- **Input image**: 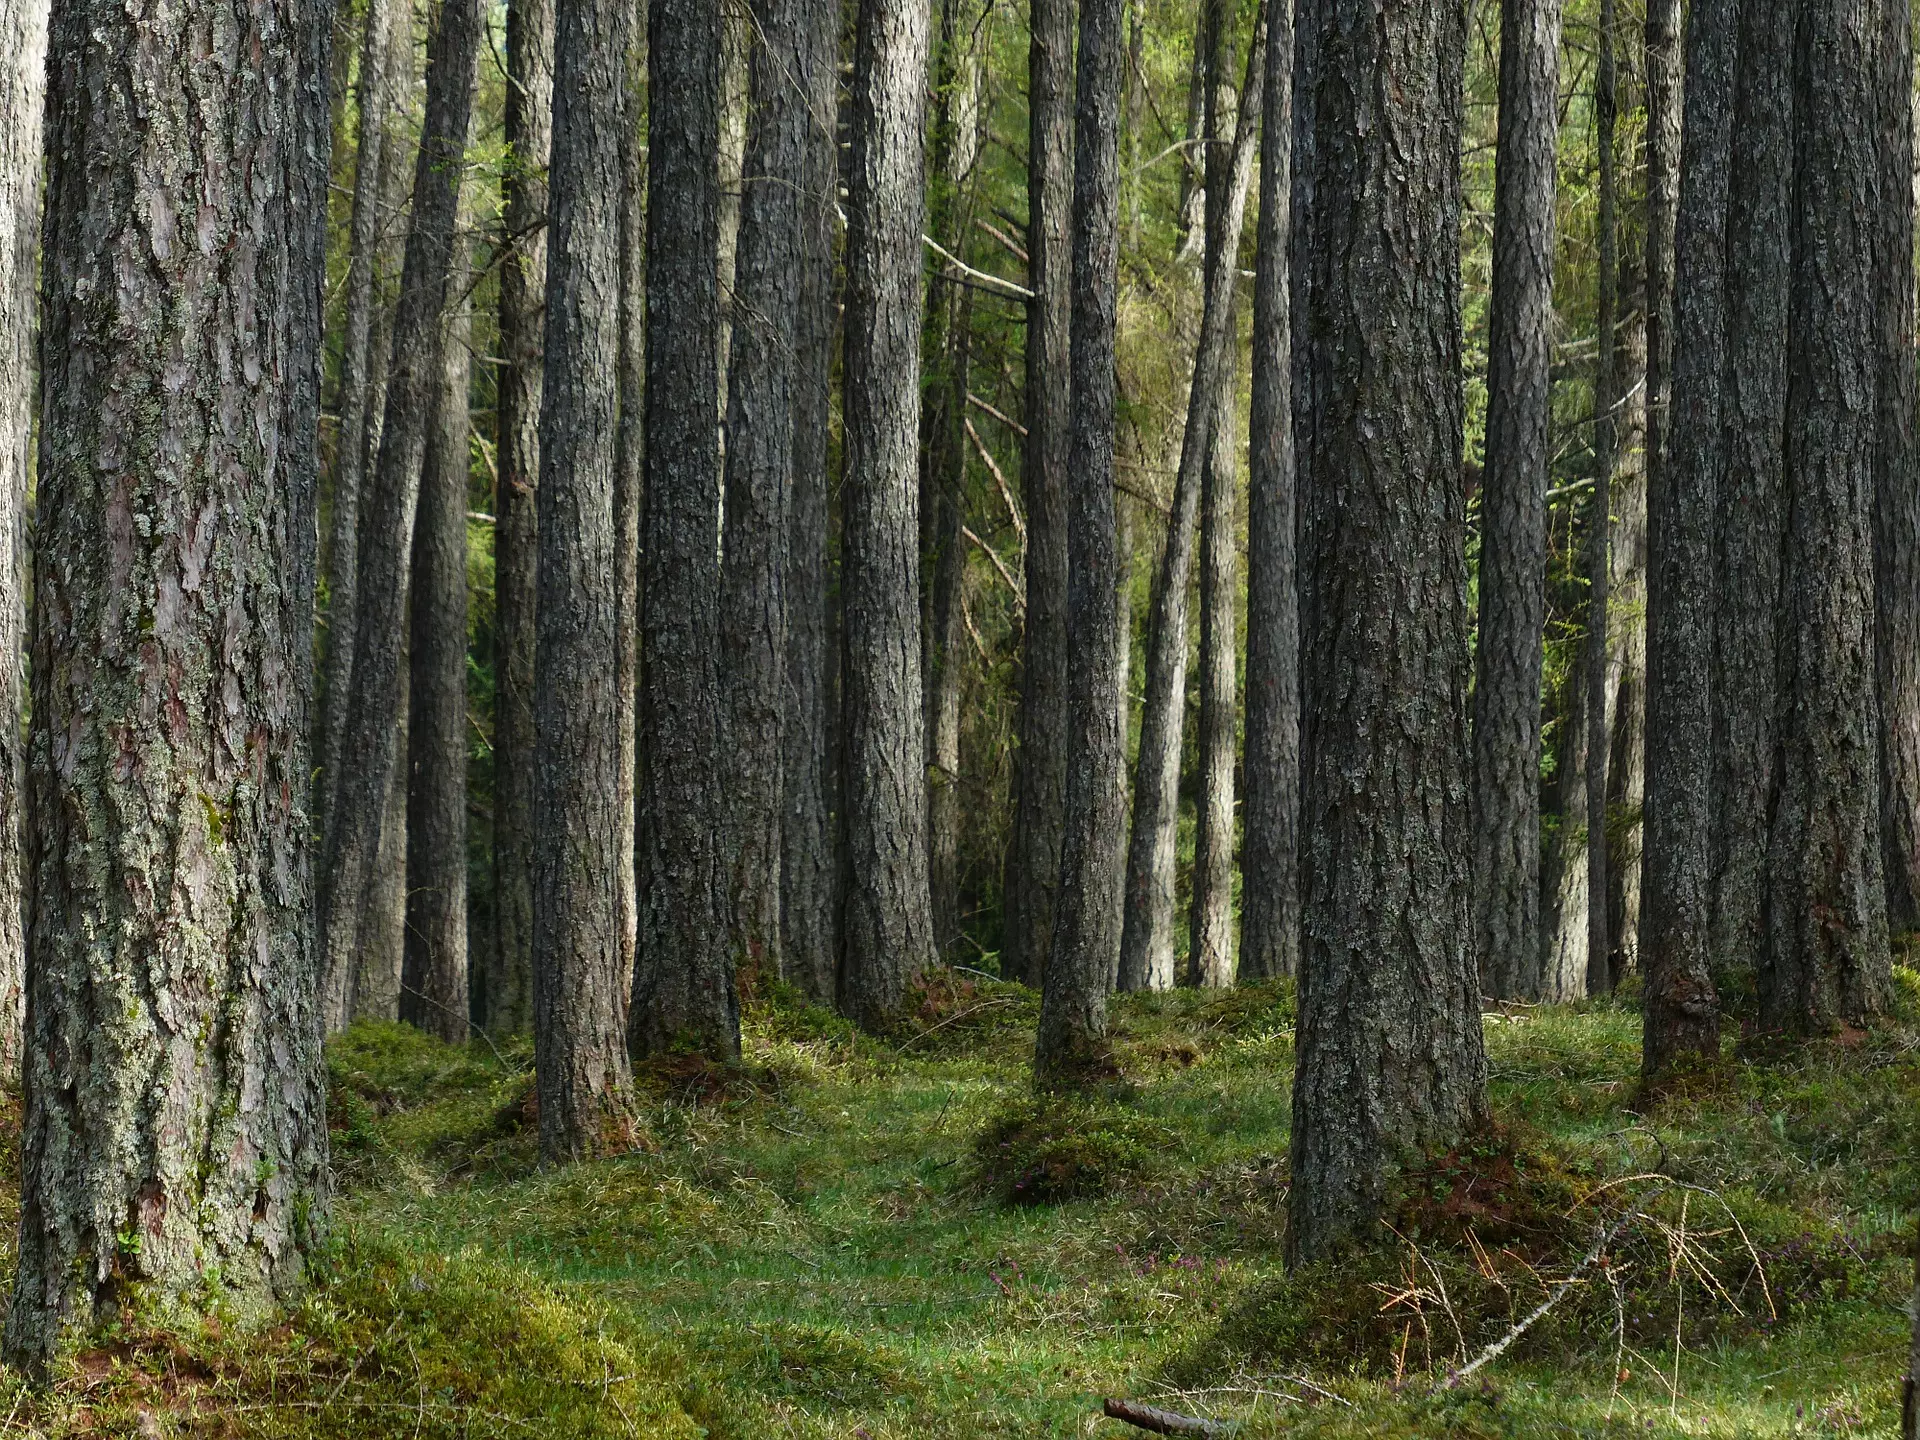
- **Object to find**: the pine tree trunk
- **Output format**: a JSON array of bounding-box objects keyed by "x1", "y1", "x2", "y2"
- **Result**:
[
  {"x1": 0, "y1": 0, "x2": 46, "y2": 1085},
  {"x1": 632, "y1": 0, "x2": 738, "y2": 1060},
  {"x1": 1763, "y1": 0, "x2": 1893, "y2": 1033},
  {"x1": 486, "y1": 0, "x2": 553, "y2": 1037},
  {"x1": 402, "y1": 245, "x2": 471, "y2": 1044},
  {"x1": 614, "y1": 4, "x2": 645, "y2": 1016},
  {"x1": 1286, "y1": 0, "x2": 1486, "y2": 1266},
  {"x1": 1471, "y1": 0, "x2": 1559, "y2": 1000},
  {"x1": 316, "y1": 0, "x2": 483, "y2": 1031},
  {"x1": 356, "y1": 682, "x2": 408, "y2": 1020},
  {"x1": 1638, "y1": 0, "x2": 1723, "y2": 1081},
  {"x1": 780, "y1": 0, "x2": 842, "y2": 1005},
  {"x1": 1003, "y1": 0, "x2": 1074, "y2": 991},
  {"x1": 1035, "y1": 0, "x2": 1127, "y2": 1081},
  {"x1": 841, "y1": 0, "x2": 936, "y2": 1030},
  {"x1": 1240, "y1": 0, "x2": 1298, "y2": 985},
  {"x1": 6, "y1": 0, "x2": 331, "y2": 1361},
  {"x1": 1190, "y1": 377, "x2": 1238, "y2": 989},
  {"x1": 1584, "y1": 0, "x2": 1618, "y2": 998}
]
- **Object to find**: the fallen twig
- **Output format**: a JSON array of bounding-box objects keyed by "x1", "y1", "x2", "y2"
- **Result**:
[{"x1": 1103, "y1": 1397, "x2": 1229, "y2": 1437}]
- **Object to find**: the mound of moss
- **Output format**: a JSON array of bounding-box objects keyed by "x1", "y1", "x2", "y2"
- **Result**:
[{"x1": 971, "y1": 1094, "x2": 1178, "y2": 1205}]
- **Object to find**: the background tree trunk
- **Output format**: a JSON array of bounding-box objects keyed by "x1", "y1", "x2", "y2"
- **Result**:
[
  {"x1": 6, "y1": 0, "x2": 330, "y2": 1360},
  {"x1": 1286, "y1": 0, "x2": 1486, "y2": 1266},
  {"x1": 1035, "y1": 0, "x2": 1127, "y2": 1081},
  {"x1": 486, "y1": 0, "x2": 553, "y2": 1037},
  {"x1": 614, "y1": 0, "x2": 645, "y2": 1016},
  {"x1": 357, "y1": 681, "x2": 408, "y2": 1019},
  {"x1": 1471, "y1": 0, "x2": 1559, "y2": 1000}
]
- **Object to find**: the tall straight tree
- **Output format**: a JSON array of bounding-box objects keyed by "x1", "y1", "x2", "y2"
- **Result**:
[
  {"x1": 1239, "y1": 0, "x2": 1297, "y2": 985},
  {"x1": 402, "y1": 240, "x2": 472, "y2": 1044},
  {"x1": 1471, "y1": 0, "x2": 1560, "y2": 999},
  {"x1": 316, "y1": 0, "x2": 483, "y2": 1030},
  {"x1": 1584, "y1": 0, "x2": 1618, "y2": 998},
  {"x1": 537, "y1": 0, "x2": 640, "y2": 1158},
  {"x1": 1763, "y1": 0, "x2": 1894, "y2": 1032},
  {"x1": 840, "y1": 0, "x2": 936, "y2": 1029},
  {"x1": 1002, "y1": 0, "x2": 1074, "y2": 990},
  {"x1": 631, "y1": 0, "x2": 738, "y2": 1059},
  {"x1": 487, "y1": 0, "x2": 554, "y2": 1036},
  {"x1": 0, "y1": 0, "x2": 46, "y2": 1083},
  {"x1": 6, "y1": 0, "x2": 331, "y2": 1362},
  {"x1": 613, "y1": 4, "x2": 645, "y2": 1012},
  {"x1": 1638, "y1": 0, "x2": 1729, "y2": 1080},
  {"x1": 1034, "y1": 0, "x2": 1126, "y2": 1079},
  {"x1": 1286, "y1": 0, "x2": 1486, "y2": 1265}
]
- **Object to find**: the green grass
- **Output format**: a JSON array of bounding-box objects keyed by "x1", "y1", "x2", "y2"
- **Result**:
[{"x1": 1, "y1": 975, "x2": 1915, "y2": 1435}]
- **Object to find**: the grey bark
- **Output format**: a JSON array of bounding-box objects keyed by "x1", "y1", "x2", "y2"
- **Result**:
[
  {"x1": 7, "y1": 0, "x2": 331, "y2": 1361},
  {"x1": 1471, "y1": 0, "x2": 1560, "y2": 1000},
  {"x1": 1034, "y1": 0, "x2": 1127, "y2": 1082},
  {"x1": 1239, "y1": 0, "x2": 1298, "y2": 985},
  {"x1": 316, "y1": 0, "x2": 483, "y2": 1031},
  {"x1": 1003, "y1": 0, "x2": 1075, "y2": 990},
  {"x1": 0, "y1": 0, "x2": 46, "y2": 1084},
  {"x1": 485, "y1": 0, "x2": 553, "y2": 1036},
  {"x1": 614, "y1": 4, "x2": 644, "y2": 1014},
  {"x1": 355, "y1": 671, "x2": 407, "y2": 1019},
  {"x1": 1286, "y1": 0, "x2": 1486, "y2": 1266},
  {"x1": 402, "y1": 245, "x2": 471, "y2": 1044},
  {"x1": 840, "y1": 0, "x2": 936, "y2": 1030},
  {"x1": 631, "y1": 0, "x2": 737, "y2": 1060},
  {"x1": 1584, "y1": 0, "x2": 1618, "y2": 998},
  {"x1": 1762, "y1": 0, "x2": 1893, "y2": 1033},
  {"x1": 1638, "y1": 0, "x2": 1723, "y2": 1080}
]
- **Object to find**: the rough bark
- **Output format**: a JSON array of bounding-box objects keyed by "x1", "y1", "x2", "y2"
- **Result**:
[
  {"x1": 841, "y1": 0, "x2": 936, "y2": 1030},
  {"x1": 315, "y1": 0, "x2": 482, "y2": 1031},
  {"x1": 536, "y1": 0, "x2": 640, "y2": 1160},
  {"x1": 486, "y1": 0, "x2": 553, "y2": 1036},
  {"x1": 1762, "y1": 0, "x2": 1893, "y2": 1033},
  {"x1": 1584, "y1": 0, "x2": 1618, "y2": 999},
  {"x1": 0, "y1": 0, "x2": 47, "y2": 1084},
  {"x1": 1003, "y1": 0, "x2": 1075, "y2": 990},
  {"x1": 1471, "y1": 0, "x2": 1560, "y2": 1000},
  {"x1": 1638, "y1": 0, "x2": 1724, "y2": 1081},
  {"x1": 780, "y1": 0, "x2": 842, "y2": 1005},
  {"x1": 1239, "y1": 0, "x2": 1298, "y2": 985},
  {"x1": 1286, "y1": 0, "x2": 1486, "y2": 1266},
  {"x1": 1189, "y1": 377, "x2": 1238, "y2": 990},
  {"x1": 356, "y1": 679, "x2": 407, "y2": 1020},
  {"x1": 613, "y1": 3, "x2": 644, "y2": 1014},
  {"x1": 402, "y1": 245, "x2": 471, "y2": 1044},
  {"x1": 6, "y1": 0, "x2": 331, "y2": 1361},
  {"x1": 1034, "y1": 0, "x2": 1127, "y2": 1082},
  {"x1": 631, "y1": 0, "x2": 737, "y2": 1061}
]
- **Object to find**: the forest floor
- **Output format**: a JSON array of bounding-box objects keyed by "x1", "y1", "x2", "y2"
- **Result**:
[{"x1": 0, "y1": 969, "x2": 1915, "y2": 1437}]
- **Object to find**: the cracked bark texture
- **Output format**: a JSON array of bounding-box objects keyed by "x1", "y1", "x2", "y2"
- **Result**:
[
  {"x1": 631, "y1": 0, "x2": 737, "y2": 1061},
  {"x1": 1240, "y1": 0, "x2": 1297, "y2": 985},
  {"x1": 1002, "y1": 0, "x2": 1073, "y2": 992},
  {"x1": 6, "y1": 0, "x2": 331, "y2": 1362},
  {"x1": 486, "y1": 0, "x2": 553, "y2": 1036},
  {"x1": 841, "y1": 0, "x2": 935, "y2": 1030},
  {"x1": 402, "y1": 240, "x2": 470, "y2": 1044},
  {"x1": 1286, "y1": 0, "x2": 1486, "y2": 1266},
  {"x1": 1762, "y1": 0, "x2": 1893, "y2": 1034},
  {"x1": 1471, "y1": 0, "x2": 1559, "y2": 999},
  {"x1": 613, "y1": 3, "x2": 644, "y2": 1016},
  {"x1": 0, "y1": 0, "x2": 47, "y2": 1084},
  {"x1": 1034, "y1": 0, "x2": 1126, "y2": 1082},
  {"x1": 315, "y1": 0, "x2": 481, "y2": 1031},
  {"x1": 1638, "y1": 0, "x2": 1723, "y2": 1080}
]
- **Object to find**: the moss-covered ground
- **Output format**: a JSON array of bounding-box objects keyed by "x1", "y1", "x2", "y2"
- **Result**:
[{"x1": 0, "y1": 969, "x2": 1915, "y2": 1436}]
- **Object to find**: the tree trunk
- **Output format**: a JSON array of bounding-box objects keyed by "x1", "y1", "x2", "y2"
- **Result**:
[
  {"x1": 486, "y1": 0, "x2": 553, "y2": 1037},
  {"x1": 1584, "y1": 0, "x2": 1618, "y2": 999},
  {"x1": 1034, "y1": 0, "x2": 1127, "y2": 1081},
  {"x1": 780, "y1": 0, "x2": 842, "y2": 1005},
  {"x1": 614, "y1": 3, "x2": 645, "y2": 1016},
  {"x1": 1004, "y1": 0, "x2": 1074, "y2": 991},
  {"x1": 1762, "y1": 0, "x2": 1893, "y2": 1034},
  {"x1": 1471, "y1": 0, "x2": 1560, "y2": 1000},
  {"x1": 316, "y1": 0, "x2": 483, "y2": 1032},
  {"x1": 841, "y1": 0, "x2": 936, "y2": 1030},
  {"x1": 0, "y1": 0, "x2": 47, "y2": 1085},
  {"x1": 1286, "y1": 0, "x2": 1486, "y2": 1266},
  {"x1": 6, "y1": 0, "x2": 331, "y2": 1361},
  {"x1": 1239, "y1": 0, "x2": 1297, "y2": 985},
  {"x1": 631, "y1": 0, "x2": 737, "y2": 1061},
  {"x1": 536, "y1": 0, "x2": 640, "y2": 1159},
  {"x1": 1189, "y1": 378, "x2": 1238, "y2": 990},
  {"x1": 1638, "y1": 0, "x2": 1723, "y2": 1081},
  {"x1": 402, "y1": 242, "x2": 471, "y2": 1044}
]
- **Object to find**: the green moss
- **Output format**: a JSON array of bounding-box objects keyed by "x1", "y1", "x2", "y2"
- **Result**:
[{"x1": 970, "y1": 1093, "x2": 1179, "y2": 1205}]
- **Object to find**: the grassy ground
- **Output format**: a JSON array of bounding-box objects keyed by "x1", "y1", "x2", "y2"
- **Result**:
[{"x1": 0, "y1": 972, "x2": 1914, "y2": 1436}]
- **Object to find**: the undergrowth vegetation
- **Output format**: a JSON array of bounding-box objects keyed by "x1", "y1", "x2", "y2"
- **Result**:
[{"x1": 0, "y1": 977, "x2": 1911, "y2": 1434}]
